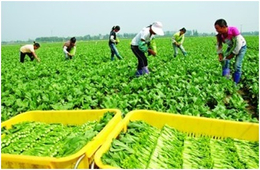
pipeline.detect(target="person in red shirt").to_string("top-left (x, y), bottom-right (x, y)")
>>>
top-left (215, 19), bottom-right (247, 84)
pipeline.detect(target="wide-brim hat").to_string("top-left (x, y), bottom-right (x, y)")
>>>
top-left (151, 21), bottom-right (164, 36)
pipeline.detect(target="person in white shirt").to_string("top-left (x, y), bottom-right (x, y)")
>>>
top-left (63, 37), bottom-right (76, 60)
top-left (19, 42), bottom-right (40, 63)
top-left (131, 21), bottom-right (164, 76)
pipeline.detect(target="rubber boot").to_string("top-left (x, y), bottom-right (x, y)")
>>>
top-left (111, 57), bottom-right (115, 61)
top-left (142, 66), bottom-right (150, 74)
top-left (233, 71), bottom-right (241, 84)
top-left (222, 68), bottom-right (230, 78)
top-left (136, 69), bottom-right (143, 77)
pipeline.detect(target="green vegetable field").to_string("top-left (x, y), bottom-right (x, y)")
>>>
top-left (1, 36), bottom-right (259, 122)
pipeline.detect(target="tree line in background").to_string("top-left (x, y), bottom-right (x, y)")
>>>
top-left (1, 30), bottom-right (259, 44)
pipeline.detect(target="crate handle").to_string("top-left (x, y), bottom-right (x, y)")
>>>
top-left (90, 161), bottom-right (95, 169)
top-left (74, 154), bottom-right (86, 169)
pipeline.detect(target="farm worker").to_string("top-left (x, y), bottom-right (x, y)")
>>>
top-left (215, 19), bottom-right (247, 84)
top-left (19, 42), bottom-right (40, 63)
top-left (172, 27), bottom-right (187, 58)
top-left (131, 21), bottom-right (164, 76)
top-left (63, 37), bottom-right (76, 60)
top-left (109, 26), bottom-right (123, 61)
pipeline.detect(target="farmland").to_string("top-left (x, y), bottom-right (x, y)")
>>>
top-left (1, 36), bottom-right (259, 122)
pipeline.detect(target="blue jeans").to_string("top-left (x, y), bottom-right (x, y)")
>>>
top-left (222, 45), bottom-right (247, 74)
top-left (173, 43), bottom-right (187, 57)
top-left (109, 43), bottom-right (122, 60)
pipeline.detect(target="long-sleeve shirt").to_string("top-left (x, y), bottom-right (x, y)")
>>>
top-left (131, 27), bottom-right (155, 45)
top-left (172, 31), bottom-right (185, 45)
top-left (216, 26), bottom-right (246, 56)
top-left (131, 27), bottom-right (156, 52)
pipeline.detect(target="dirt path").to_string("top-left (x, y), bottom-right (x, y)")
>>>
top-left (238, 87), bottom-right (258, 120)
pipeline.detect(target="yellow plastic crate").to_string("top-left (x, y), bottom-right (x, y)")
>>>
top-left (1, 109), bottom-right (122, 169)
top-left (94, 110), bottom-right (259, 169)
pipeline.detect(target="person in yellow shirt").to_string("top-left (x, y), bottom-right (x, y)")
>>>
top-left (172, 27), bottom-right (187, 58)
top-left (19, 42), bottom-right (40, 63)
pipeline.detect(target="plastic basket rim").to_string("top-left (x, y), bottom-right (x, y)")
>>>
top-left (1, 109), bottom-right (121, 162)
top-left (94, 109), bottom-right (259, 169)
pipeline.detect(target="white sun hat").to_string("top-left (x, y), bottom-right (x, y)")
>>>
top-left (151, 21), bottom-right (164, 35)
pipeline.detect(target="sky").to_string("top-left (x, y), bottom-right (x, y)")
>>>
top-left (1, 0), bottom-right (259, 41)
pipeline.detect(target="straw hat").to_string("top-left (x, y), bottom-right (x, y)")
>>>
top-left (151, 21), bottom-right (164, 35)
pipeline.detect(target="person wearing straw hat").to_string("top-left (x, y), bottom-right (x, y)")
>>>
top-left (131, 21), bottom-right (164, 77)
top-left (172, 27), bottom-right (187, 58)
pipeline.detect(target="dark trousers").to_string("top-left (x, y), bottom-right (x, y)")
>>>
top-left (131, 45), bottom-right (147, 70)
top-left (20, 52), bottom-right (34, 63)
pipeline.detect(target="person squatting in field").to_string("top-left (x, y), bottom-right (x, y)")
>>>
top-left (19, 42), bottom-right (41, 63)
top-left (109, 26), bottom-right (123, 61)
top-left (63, 37), bottom-right (76, 60)
top-left (215, 19), bottom-right (247, 84)
top-left (172, 27), bottom-right (187, 57)
top-left (131, 21), bottom-right (164, 76)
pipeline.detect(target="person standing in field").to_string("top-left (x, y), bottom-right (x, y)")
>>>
top-left (131, 21), bottom-right (164, 76)
top-left (215, 19), bottom-right (247, 84)
top-left (109, 26), bottom-right (123, 61)
top-left (19, 42), bottom-right (41, 63)
top-left (172, 27), bottom-right (187, 58)
top-left (63, 37), bottom-right (76, 60)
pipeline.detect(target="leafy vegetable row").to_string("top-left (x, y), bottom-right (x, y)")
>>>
top-left (101, 120), bottom-right (259, 169)
top-left (1, 37), bottom-right (258, 122)
top-left (1, 112), bottom-right (114, 157)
